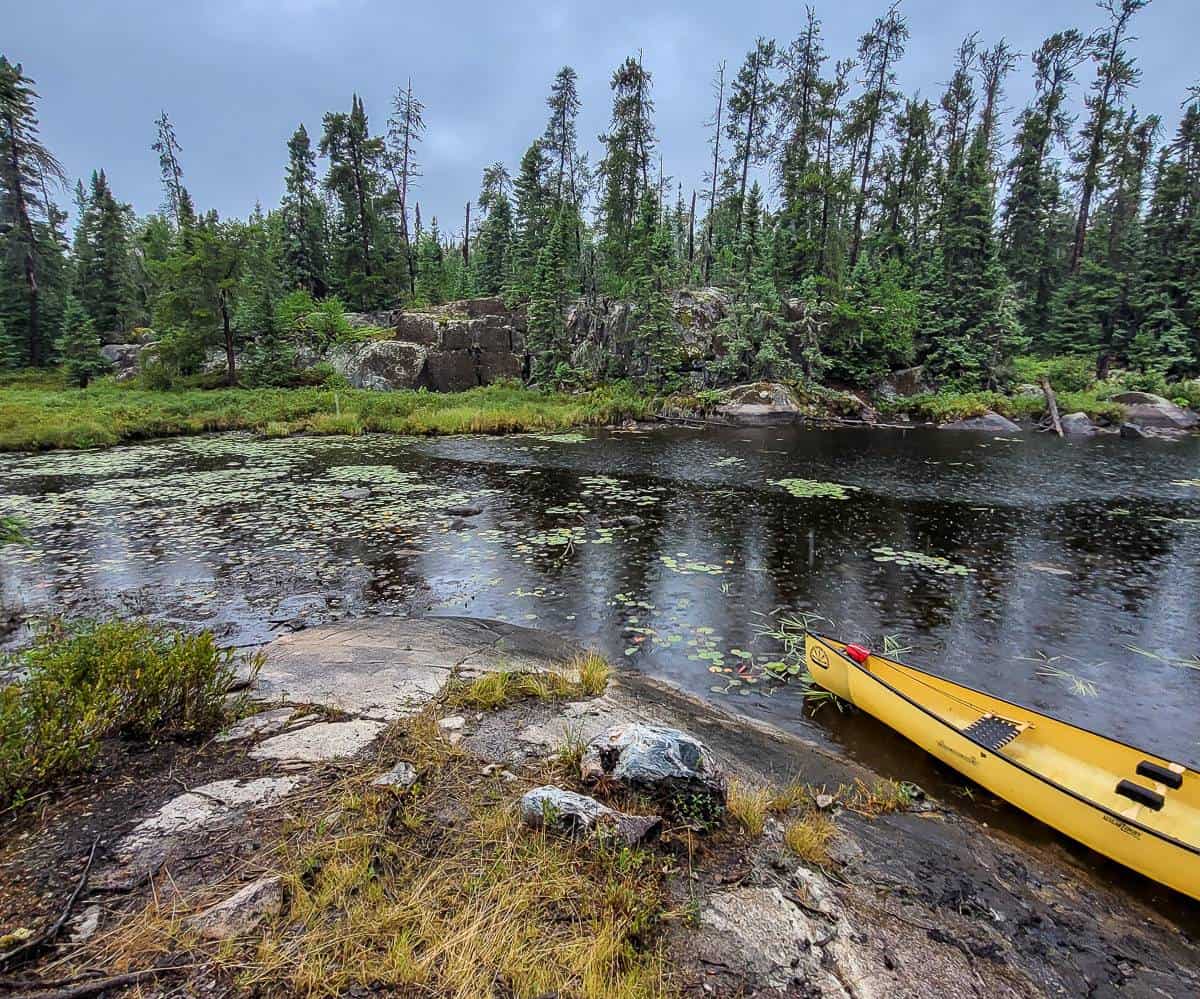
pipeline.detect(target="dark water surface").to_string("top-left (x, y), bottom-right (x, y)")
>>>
top-left (3, 425), bottom-right (1198, 782)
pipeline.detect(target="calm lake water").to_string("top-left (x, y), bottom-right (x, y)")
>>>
top-left (3, 425), bottom-right (1199, 781)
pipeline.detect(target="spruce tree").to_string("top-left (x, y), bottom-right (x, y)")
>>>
top-left (282, 123), bottom-right (327, 297)
top-left (321, 95), bottom-right (387, 308)
top-left (152, 110), bottom-right (187, 228)
top-left (725, 38), bottom-right (777, 234)
top-left (927, 131), bottom-right (1027, 386)
top-left (59, 295), bottom-right (108, 387)
top-left (508, 141), bottom-right (551, 301)
top-left (0, 57), bottom-right (68, 366)
top-left (73, 170), bottom-right (132, 335)
top-left (473, 163), bottom-right (513, 296)
top-left (525, 210), bottom-right (572, 384)
top-left (598, 55), bottom-right (656, 288)
top-left (630, 191), bottom-right (683, 387)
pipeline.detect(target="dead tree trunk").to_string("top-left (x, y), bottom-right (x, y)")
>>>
top-left (1041, 377), bottom-right (1063, 437)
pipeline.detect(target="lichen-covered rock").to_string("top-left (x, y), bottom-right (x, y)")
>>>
top-left (520, 786), bottom-right (662, 845)
top-left (329, 340), bottom-right (428, 390)
top-left (714, 382), bottom-right (803, 425)
top-left (1059, 411), bottom-right (1099, 436)
top-left (478, 350), bottom-right (523, 383)
top-left (939, 411), bottom-right (1022, 433)
top-left (373, 761), bottom-right (418, 791)
top-left (185, 877), bottom-right (284, 941)
top-left (581, 723), bottom-right (726, 816)
top-left (879, 364), bottom-right (929, 399)
top-left (1109, 392), bottom-right (1198, 430)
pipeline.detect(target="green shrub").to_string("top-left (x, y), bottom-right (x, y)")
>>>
top-left (1167, 381), bottom-right (1200, 409)
top-left (0, 620), bottom-right (261, 808)
top-left (1012, 354), bottom-right (1096, 392)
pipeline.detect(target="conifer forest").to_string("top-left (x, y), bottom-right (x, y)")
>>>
top-left (1, 0), bottom-right (1198, 398)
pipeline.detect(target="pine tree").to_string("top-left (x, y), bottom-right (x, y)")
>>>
top-left (598, 54), bottom-right (656, 288)
top-left (508, 141), bottom-right (551, 301)
top-left (1001, 30), bottom-right (1089, 337)
top-left (282, 123), bottom-right (327, 297)
top-left (0, 57), bottom-right (68, 366)
top-left (321, 95), bottom-right (387, 308)
top-left (73, 170), bottom-right (131, 335)
top-left (846, 3), bottom-right (908, 267)
top-left (59, 295), bottom-right (108, 387)
top-left (927, 131), bottom-right (1027, 386)
top-left (387, 80), bottom-right (425, 296)
top-left (1068, 0), bottom-right (1148, 275)
top-left (152, 110), bottom-right (187, 228)
top-left (725, 37), bottom-right (777, 234)
top-left (526, 210), bottom-right (572, 384)
top-left (473, 163), bottom-right (513, 296)
top-left (630, 191), bottom-right (683, 387)
top-left (415, 219), bottom-right (446, 304)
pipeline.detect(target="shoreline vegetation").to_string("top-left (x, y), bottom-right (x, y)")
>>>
top-left (2, 360), bottom-right (1197, 453)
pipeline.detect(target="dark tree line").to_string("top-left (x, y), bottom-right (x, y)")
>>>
top-left (2, 0), bottom-right (1199, 393)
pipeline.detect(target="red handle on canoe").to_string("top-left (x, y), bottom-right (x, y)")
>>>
top-left (844, 643), bottom-right (871, 664)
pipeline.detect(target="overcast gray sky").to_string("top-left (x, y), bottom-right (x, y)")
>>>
top-left (9, 0), bottom-right (1199, 233)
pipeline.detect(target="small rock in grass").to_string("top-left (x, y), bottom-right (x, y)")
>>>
top-left (68, 904), bottom-right (102, 944)
top-left (815, 793), bottom-right (836, 811)
top-left (373, 761), bottom-right (418, 791)
top-left (520, 786), bottom-right (662, 846)
top-left (184, 877), bottom-right (284, 941)
top-left (438, 715), bottom-right (466, 733)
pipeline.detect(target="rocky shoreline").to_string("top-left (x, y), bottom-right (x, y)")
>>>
top-left (1, 616), bottom-right (1195, 997)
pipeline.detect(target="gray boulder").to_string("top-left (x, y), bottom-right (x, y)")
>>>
top-left (329, 340), bottom-right (428, 391)
top-left (184, 876), bottom-right (284, 941)
top-left (373, 761), bottom-right (418, 791)
top-left (1059, 412), bottom-right (1099, 437)
top-left (426, 350), bottom-right (478, 392)
top-left (1109, 392), bottom-right (1198, 430)
top-left (1120, 422), bottom-right (1147, 439)
top-left (939, 411), bottom-right (1022, 433)
top-left (100, 344), bottom-right (143, 380)
top-left (581, 723), bottom-right (727, 815)
top-left (714, 382), bottom-right (804, 426)
top-left (880, 365), bottom-right (929, 399)
top-left (520, 786), bottom-right (662, 845)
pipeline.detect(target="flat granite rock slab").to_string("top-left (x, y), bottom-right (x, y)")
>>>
top-left (250, 719), bottom-right (388, 763)
top-left (255, 617), bottom-right (579, 720)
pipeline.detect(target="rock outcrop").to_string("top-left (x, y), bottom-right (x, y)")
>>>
top-left (1059, 411), bottom-right (1099, 436)
top-left (713, 382), bottom-right (805, 425)
top-left (329, 340), bottom-right (429, 391)
top-left (1110, 392), bottom-right (1198, 430)
top-left (939, 412), bottom-right (1022, 433)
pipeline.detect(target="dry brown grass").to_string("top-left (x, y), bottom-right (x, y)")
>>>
top-left (767, 777), bottom-right (811, 814)
top-left (784, 812), bottom-right (836, 866)
top-left (70, 711), bottom-right (673, 999)
top-left (726, 780), bottom-right (771, 839)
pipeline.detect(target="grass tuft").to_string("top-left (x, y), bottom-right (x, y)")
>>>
top-left (446, 656), bottom-right (613, 712)
top-left (725, 780), bottom-right (771, 839)
top-left (767, 778), bottom-right (811, 813)
top-left (849, 777), bottom-right (916, 816)
top-left (573, 651), bottom-right (612, 696)
top-left (783, 812), bottom-right (836, 866)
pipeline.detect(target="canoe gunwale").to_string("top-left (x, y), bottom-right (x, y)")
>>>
top-left (807, 632), bottom-right (1200, 860)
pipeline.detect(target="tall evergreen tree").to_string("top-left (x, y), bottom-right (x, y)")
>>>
top-left (321, 95), bottom-right (387, 308)
top-left (473, 163), bottom-right (513, 296)
top-left (526, 209), bottom-right (572, 383)
top-left (1001, 30), bottom-right (1089, 337)
top-left (630, 190), bottom-right (683, 386)
top-left (846, 3), bottom-right (908, 267)
top-left (508, 141), bottom-right (551, 301)
top-left (725, 37), bottom-right (777, 233)
top-left (73, 169), bottom-right (131, 334)
top-left (0, 57), bottom-right (67, 366)
top-left (58, 294), bottom-right (108, 387)
top-left (281, 123), bottom-right (327, 297)
top-left (1068, 0), bottom-right (1149, 275)
top-left (152, 110), bottom-right (187, 228)
top-left (927, 130), bottom-right (1027, 386)
top-left (598, 54), bottom-right (656, 288)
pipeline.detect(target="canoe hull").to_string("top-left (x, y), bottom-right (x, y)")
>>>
top-left (805, 634), bottom-right (1200, 902)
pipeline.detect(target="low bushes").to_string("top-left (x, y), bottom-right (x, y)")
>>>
top-left (0, 620), bottom-right (259, 809)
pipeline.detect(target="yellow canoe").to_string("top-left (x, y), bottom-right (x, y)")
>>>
top-left (804, 633), bottom-right (1200, 901)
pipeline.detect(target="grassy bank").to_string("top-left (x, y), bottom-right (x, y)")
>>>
top-left (0, 620), bottom-right (258, 809)
top-left (0, 375), bottom-right (654, 452)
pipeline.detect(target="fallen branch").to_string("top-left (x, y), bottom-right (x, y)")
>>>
top-left (6, 967), bottom-right (165, 999)
top-left (0, 839), bottom-right (99, 970)
top-left (1040, 377), bottom-right (1063, 437)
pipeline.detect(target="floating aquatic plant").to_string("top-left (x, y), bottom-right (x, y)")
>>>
top-left (1022, 652), bottom-right (1100, 697)
top-left (659, 553), bottom-right (726, 576)
top-left (871, 546), bottom-right (974, 576)
top-left (769, 478), bottom-right (859, 500)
